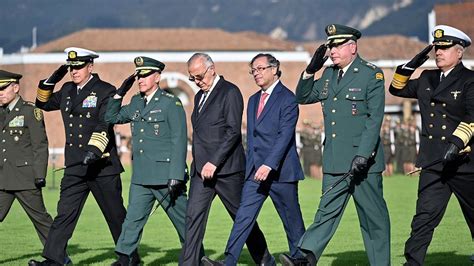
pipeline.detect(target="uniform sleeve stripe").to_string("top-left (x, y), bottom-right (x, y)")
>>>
top-left (391, 73), bottom-right (410, 89)
top-left (452, 122), bottom-right (473, 146)
top-left (88, 131), bottom-right (109, 153)
top-left (36, 88), bottom-right (52, 102)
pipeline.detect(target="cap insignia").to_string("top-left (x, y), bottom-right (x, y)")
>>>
top-left (434, 29), bottom-right (444, 39)
top-left (135, 57), bottom-right (144, 67)
top-left (327, 25), bottom-right (336, 35)
top-left (68, 51), bottom-right (77, 59)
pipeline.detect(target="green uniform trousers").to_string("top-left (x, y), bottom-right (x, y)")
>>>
top-left (115, 183), bottom-right (187, 256)
top-left (298, 173), bottom-right (391, 265)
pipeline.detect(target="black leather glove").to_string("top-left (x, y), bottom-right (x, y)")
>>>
top-left (34, 178), bottom-right (46, 188)
top-left (116, 74), bottom-right (137, 97)
top-left (443, 143), bottom-right (461, 165)
top-left (45, 64), bottom-right (69, 84)
top-left (167, 179), bottom-right (184, 200)
top-left (306, 44), bottom-right (329, 74)
top-left (350, 155), bottom-right (369, 175)
top-left (82, 151), bottom-right (100, 165)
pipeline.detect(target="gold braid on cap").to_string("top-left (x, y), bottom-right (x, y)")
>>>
top-left (452, 122), bottom-right (473, 146)
top-left (391, 72), bottom-right (410, 90)
top-left (88, 131), bottom-right (109, 153)
top-left (36, 88), bottom-right (53, 102)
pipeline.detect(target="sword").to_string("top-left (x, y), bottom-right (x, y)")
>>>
top-left (150, 190), bottom-right (170, 215)
top-left (320, 171), bottom-right (353, 198)
top-left (407, 146), bottom-right (471, 175)
top-left (53, 153), bottom-right (110, 172)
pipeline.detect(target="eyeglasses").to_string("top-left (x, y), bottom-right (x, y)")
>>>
top-left (249, 65), bottom-right (273, 75)
top-left (189, 66), bottom-right (210, 82)
top-left (328, 41), bottom-right (354, 50)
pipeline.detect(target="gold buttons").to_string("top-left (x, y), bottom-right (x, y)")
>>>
top-left (3, 158), bottom-right (6, 162)
top-left (442, 114), bottom-right (446, 118)
top-left (442, 103), bottom-right (446, 107)
top-left (69, 143), bottom-right (73, 146)
top-left (69, 123), bottom-right (73, 127)
top-left (332, 133), bottom-right (336, 138)
top-left (429, 124), bottom-right (433, 128)
top-left (140, 129), bottom-right (144, 133)
top-left (79, 144), bottom-right (83, 148)
top-left (333, 97), bottom-right (337, 101)
top-left (69, 134), bottom-right (73, 137)
top-left (429, 135), bottom-right (433, 139)
top-left (332, 109), bottom-right (336, 113)
top-left (441, 125), bottom-right (446, 130)
top-left (331, 121), bottom-right (336, 126)
top-left (79, 134), bottom-right (82, 138)
top-left (441, 136), bottom-right (446, 140)
top-left (430, 102), bottom-right (435, 106)
top-left (69, 114), bottom-right (73, 118)
top-left (139, 149), bottom-right (144, 153)
top-left (79, 124), bottom-right (83, 128)
top-left (139, 139), bottom-right (143, 143)
top-left (430, 113), bottom-right (434, 117)
top-left (346, 94), bottom-right (349, 98)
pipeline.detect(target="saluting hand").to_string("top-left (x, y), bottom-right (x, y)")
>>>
top-left (405, 45), bottom-right (433, 70)
top-left (116, 73), bottom-right (137, 97)
top-left (254, 165), bottom-right (271, 181)
top-left (45, 64), bottom-right (69, 84)
top-left (200, 162), bottom-right (217, 180)
top-left (306, 44), bottom-right (329, 74)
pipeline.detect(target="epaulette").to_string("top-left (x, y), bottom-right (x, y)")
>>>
top-left (360, 59), bottom-right (377, 70)
top-left (162, 91), bottom-right (175, 98)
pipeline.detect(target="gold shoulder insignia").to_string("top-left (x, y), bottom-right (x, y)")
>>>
top-left (34, 108), bottom-right (43, 121)
top-left (165, 92), bottom-right (175, 98)
top-left (176, 101), bottom-right (182, 106)
top-left (376, 73), bottom-right (384, 80)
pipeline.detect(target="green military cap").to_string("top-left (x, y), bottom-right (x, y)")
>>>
top-left (134, 56), bottom-right (165, 77)
top-left (64, 47), bottom-right (99, 68)
top-left (432, 25), bottom-right (471, 48)
top-left (0, 70), bottom-right (22, 89)
top-left (325, 24), bottom-right (362, 45)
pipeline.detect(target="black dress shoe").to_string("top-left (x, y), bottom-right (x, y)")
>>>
top-left (279, 253), bottom-right (316, 266)
top-left (260, 255), bottom-right (276, 266)
top-left (201, 256), bottom-right (224, 266)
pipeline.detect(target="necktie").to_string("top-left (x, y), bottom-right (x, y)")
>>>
top-left (337, 69), bottom-right (344, 84)
top-left (144, 97), bottom-right (148, 107)
top-left (197, 92), bottom-right (208, 113)
top-left (77, 86), bottom-right (81, 95)
top-left (440, 73), bottom-right (445, 82)
top-left (256, 92), bottom-right (269, 119)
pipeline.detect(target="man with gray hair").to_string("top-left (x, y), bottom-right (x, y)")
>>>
top-left (390, 24), bottom-right (474, 266)
top-left (180, 53), bottom-right (273, 266)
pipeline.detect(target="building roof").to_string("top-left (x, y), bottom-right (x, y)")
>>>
top-left (434, 1), bottom-right (474, 58)
top-left (32, 28), bottom-right (298, 53)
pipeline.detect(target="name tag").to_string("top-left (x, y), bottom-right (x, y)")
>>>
top-left (349, 88), bottom-right (361, 92)
top-left (150, 109), bottom-right (162, 113)
top-left (9, 115), bottom-right (25, 127)
top-left (82, 96), bottom-right (97, 108)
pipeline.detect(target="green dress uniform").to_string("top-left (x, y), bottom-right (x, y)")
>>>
top-left (0, 87), bottom-right (53, 246)
top-left (105, 62), bottom-right (188, 257)
top-left (293, 24), bottom-right (390, 266)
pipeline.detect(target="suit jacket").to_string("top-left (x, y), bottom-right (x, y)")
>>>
top-left (296, 55), bottom-right (385, 174)
top-left (0, 97), bottom-right (48, 190)
top-left (36, 74), bottom-right (123, 177)
top-left (246, 81), bottom-right (304, 182)
top-left (390, 62), bottom-right (474, 173)
top-left (105, 89), bottom-right (188, 185)
top-left (191, 76), bottom-right (245, 176)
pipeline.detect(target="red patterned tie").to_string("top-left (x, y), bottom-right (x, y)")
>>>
top-left (256, 92), bottom-right (269, 119)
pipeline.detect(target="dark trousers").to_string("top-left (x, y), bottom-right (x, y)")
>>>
top-left (0, 189), bottom-right (53, 245)
top-left (42, 174), bottom-right (126, 263)
top-left (405, 170), bottom-right (474, 265)
top-left (224, 178), bottom-right (305, 266)
top-left (180, 172), bottom-right (268, 266)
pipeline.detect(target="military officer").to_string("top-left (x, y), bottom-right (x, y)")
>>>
top-left (381, 117), bottom-right (394, 176)
top-left (280, 24), bottom-right (390, 266)
top-left (105, 56), bottom-right (188, 265)
top-left (29, 47), bottom-right (129, 266)
top-left (389, 25), bottom-right (474, 266)
top-left (0, 70), bottom-right (54, 247)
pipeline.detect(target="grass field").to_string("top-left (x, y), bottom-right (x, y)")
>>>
top-left (0, 168), bottom-right (472, 265)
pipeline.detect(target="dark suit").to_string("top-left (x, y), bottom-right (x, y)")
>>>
top-left (35, 74), bottom-right (126, 264)
top-left (0, 97), bottom-right (53, 245)
top-left (390, 62), bottom-right (474, 265)
top-left (224, 81), bottom-right (305, 265)
top-left (180, 76), bottom-right (269, 265)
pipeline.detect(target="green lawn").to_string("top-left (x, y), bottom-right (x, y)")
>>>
top-left (0, 169), bottom-right (472, 265)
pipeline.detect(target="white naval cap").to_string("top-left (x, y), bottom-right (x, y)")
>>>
top-left (432, 25), bottom-right (471, 48)
top-left (64, 47), bottom-right (99, 66)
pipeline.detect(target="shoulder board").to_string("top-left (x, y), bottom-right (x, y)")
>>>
top-left (23, 101), bottom-right (35, 107)
top-left (164, 92), bottom-right (175, 98)
top-left (359, 59), bottom-right (377, 70)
